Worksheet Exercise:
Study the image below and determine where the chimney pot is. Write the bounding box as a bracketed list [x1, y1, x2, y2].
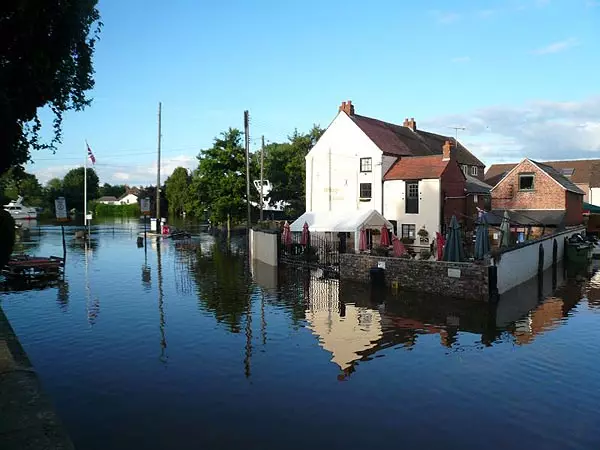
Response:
[403, 117, 417, 132]
[339, 100, 355, 116]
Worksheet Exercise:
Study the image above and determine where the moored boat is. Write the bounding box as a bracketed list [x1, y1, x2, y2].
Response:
[3, 196, 37, 220]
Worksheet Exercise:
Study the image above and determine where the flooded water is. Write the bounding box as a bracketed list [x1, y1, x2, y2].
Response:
[2, 220, 600, 450]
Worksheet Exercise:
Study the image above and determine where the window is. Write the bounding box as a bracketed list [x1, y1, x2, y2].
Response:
[360, 157, 372, 172]
[473, 194, 478, 203]
[461, 165, 468, 176]
[359, 183, 372, 201]
[561, 168, 574, 177]
[401, 224, 416, 239]
[470, 166, 478, 176]
[519, 174, 535, 191]
[406, 181, 419, 214]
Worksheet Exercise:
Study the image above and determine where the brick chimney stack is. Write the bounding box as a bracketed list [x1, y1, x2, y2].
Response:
[442, 140, 453, 161]
[403, 117, 417, 132]
[339, 100, 355, 116]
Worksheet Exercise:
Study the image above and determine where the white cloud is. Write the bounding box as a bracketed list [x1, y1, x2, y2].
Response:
[421, 96, 600, 165]
[451, 56, 471, 63]
[533, 37, 579, 55]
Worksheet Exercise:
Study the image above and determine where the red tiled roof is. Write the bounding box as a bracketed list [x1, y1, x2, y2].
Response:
[350, 114, 485, 167]
[384, 155, 449, 180]
[485, 159, 600, 186]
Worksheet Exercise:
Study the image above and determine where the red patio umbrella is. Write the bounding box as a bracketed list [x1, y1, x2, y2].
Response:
[435, 232, 445, 260]
[379, 226, 390, 247]
[359, 228, 367, 252]
[283, 221, 292, 247]
[392, 236, 407, 257]
[300, 222, 310, 246]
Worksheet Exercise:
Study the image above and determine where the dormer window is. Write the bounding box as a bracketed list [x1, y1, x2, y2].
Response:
[561, 168, 574, 177]
[461, 165, 468, 176]
[360, 157, 372, 172]
[470, 166, 478, 176]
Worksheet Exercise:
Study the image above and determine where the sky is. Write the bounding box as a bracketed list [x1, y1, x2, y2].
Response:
[28, 0, 600, 186]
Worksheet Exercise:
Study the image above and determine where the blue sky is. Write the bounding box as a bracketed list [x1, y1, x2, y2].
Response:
[29, 0, 600, 185]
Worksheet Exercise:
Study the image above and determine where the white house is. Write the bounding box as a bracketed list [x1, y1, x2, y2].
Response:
[117, 190, 139, 205]
[305, 100, 485, 235]
[97, 196, 118, 205]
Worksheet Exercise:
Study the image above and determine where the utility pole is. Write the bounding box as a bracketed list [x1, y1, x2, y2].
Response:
[244, 110, 251, 227]
[260, 135, 264, 221]
[156, 102, 162, 224]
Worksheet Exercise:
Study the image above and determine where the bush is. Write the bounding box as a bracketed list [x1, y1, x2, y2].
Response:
[0, 210, 15, 269]
[92, 201, 140, 217]
[419, 250, 432, 260]
[372, 245, 389, 256]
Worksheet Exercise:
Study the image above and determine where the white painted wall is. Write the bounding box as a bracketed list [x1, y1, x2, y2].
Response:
[590, 187, 600, 206]
[383, 178, 441, 238]
[496, 227, 585, 294]
[249, 229, 278, 266]
[119, 194, 138, 205]
[306, 112, 391, 214]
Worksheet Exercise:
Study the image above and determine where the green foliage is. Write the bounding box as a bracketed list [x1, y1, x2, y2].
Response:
[99, 183, 127, 198]
[0, 169, 45, 207]
[92, 201, 140, 217]
[0, 1, 102, 175]
[62, 167, 99, 212]
[189, 129, 257, 224]
[165, 167, 191, 216]
[264, 125, 324, 217]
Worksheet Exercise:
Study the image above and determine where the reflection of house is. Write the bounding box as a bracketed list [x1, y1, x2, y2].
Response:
[97, 196, 118, 205]
[486, 159, 600, 204]
[513, 298, 563, 345]
[487, 159, 584, 236]
[305, 101, 486, 223]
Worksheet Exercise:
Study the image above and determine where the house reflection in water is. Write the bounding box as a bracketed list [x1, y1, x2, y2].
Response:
[303, 277, 497, 379]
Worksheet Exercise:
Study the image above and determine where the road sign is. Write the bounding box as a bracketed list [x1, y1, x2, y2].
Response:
[55, 197, 68, 221]
[141, 198, 151, 215]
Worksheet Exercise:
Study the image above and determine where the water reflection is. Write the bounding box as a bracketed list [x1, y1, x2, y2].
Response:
[85, 240, 100, 325]
[157, 240, 167, 364]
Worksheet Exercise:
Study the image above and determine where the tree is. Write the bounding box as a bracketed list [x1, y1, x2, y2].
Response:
[0, 169, 44, 206]
[0, 1, 102, 175]
[99, 183, 127, 198]
[165, 167, 191, 216]
[44, 177, 64, 213]
[189, 129, 257, 224]
[62, 167, 99, 212]
[265, 125, 324, 216]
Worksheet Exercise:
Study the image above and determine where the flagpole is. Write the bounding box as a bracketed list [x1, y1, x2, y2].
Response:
[84, 141, 88, 232]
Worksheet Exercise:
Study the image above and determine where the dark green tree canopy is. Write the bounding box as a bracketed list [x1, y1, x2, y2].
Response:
[165, 167, 191, 216]
[99, 183, 127, 199]
[62, 166, 99, 212]
[0, 0, 102, 175]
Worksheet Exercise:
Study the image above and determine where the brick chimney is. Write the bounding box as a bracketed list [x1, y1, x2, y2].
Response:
[339, 100, 355, 116]
[403, 117, 417, 132]
[442, 140, 453, 161]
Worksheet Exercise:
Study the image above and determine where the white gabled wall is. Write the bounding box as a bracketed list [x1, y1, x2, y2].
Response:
[383, 179, 441, 239]
[590, 187, 600, 206]
[306, 113, 387, 214]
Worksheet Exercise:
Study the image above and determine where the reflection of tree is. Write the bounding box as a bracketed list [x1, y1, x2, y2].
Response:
[193, 243, 252, 333]
[57, 281, 69, 311]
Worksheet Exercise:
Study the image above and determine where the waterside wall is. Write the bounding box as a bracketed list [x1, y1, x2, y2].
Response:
[339, 254, 490, 301]
[249, 229, 278, 266]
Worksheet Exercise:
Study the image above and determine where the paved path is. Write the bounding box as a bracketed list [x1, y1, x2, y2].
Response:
[0, 307, 74, 449]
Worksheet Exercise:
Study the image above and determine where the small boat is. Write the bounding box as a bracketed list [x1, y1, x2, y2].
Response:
[2, 255, 64, 280]
[565, 234, 593, 265]
[3, 196, 37, 220]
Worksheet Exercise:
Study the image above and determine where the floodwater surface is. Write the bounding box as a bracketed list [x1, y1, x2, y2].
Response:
[2, 220, 600, 450]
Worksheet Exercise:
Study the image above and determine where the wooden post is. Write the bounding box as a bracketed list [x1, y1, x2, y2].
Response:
[61, 224, 66, 265]
[227, 213, 231, 240]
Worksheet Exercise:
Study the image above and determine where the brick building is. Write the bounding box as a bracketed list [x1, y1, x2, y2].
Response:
[487, 159, 584, 238]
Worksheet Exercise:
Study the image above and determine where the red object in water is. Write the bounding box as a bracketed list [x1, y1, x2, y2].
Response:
[392, 236, 406, 257]
[380, 226, 390, 247]
[436, 232, 445, 260]
[359, 228, 367, 252]
[162, 225, 170, 235]
[300, 222, 310, 246]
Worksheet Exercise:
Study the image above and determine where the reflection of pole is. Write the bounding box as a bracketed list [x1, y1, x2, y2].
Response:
[156, 240, 167, 363]
[244, 301, 252, 378]
[260, 289, 266, 346]
[144, 215, 147, 255]
[61, 224, 66, 270]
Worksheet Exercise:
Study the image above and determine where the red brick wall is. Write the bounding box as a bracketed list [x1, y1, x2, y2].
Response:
[491, 160, 566, 210]
[441, 160, 466, 226]
[565, 191, 583, 225]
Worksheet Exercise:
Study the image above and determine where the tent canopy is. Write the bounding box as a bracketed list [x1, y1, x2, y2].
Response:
[584, 202, 600, 214]
[290, 209, 393, 233]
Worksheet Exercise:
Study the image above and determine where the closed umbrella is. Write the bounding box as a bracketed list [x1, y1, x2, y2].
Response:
[392, 236, 407, 257]
[300, 222, 310, 246]
[359, 228, 367, 252]
[442, 215, 464, 262]
[435, 232, 445, 260]
[474, 215, 490, 260]
[283, 221, 292, 247]
[500, 211, 511, 247]
[380, 226, 390, 247]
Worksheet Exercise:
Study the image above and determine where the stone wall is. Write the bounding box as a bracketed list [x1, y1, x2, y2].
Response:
[340, 254, 489, 301]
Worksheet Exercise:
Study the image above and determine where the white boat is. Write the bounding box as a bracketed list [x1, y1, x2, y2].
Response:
[3, 196, 37, 220]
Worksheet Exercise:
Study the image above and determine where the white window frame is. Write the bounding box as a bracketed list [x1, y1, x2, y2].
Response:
[470, 166, 478, 176]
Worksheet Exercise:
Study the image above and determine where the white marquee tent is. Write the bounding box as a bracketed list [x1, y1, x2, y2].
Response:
[290, 209, 393, 252]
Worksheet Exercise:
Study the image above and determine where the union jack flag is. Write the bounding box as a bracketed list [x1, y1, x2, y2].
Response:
[87, 143, 96, 164]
